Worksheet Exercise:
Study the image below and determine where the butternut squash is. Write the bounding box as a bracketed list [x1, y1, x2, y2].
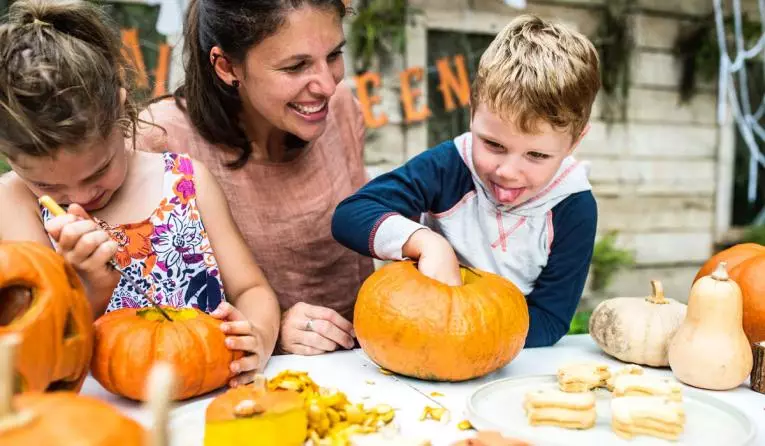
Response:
[668, 262, 753, 390]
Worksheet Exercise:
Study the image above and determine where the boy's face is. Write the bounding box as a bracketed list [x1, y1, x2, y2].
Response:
[470, 103, 587, 206]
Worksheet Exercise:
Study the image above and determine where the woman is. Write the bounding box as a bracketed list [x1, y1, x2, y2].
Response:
[137, 0, 374, 355]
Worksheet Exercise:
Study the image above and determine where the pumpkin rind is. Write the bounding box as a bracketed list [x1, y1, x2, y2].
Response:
[354, 261, 529, 381]
[204, 385, 306, 446]
[1, 392, 144, 445]
[91, 306, 241, 401]
[693, 243, 765, 283]
[589, 281, 686, 367]
[0, 242, 93, 393]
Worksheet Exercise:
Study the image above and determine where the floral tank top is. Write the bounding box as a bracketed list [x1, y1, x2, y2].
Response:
[41, 152, 226, 313]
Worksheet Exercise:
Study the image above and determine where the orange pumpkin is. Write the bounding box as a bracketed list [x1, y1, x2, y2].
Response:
[204, 379, 306, 446]
[91, 306, 241, 401]
[1, 391, 145, 445]
[0, 241, 93, 392]
[354, 261, 529, 381]
[694, 243, 765, 343]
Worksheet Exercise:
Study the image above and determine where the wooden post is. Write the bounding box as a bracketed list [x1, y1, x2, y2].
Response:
[751, 342, 765, 394]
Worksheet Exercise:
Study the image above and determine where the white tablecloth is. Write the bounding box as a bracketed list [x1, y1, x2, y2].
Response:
[80, 334, 765, 445]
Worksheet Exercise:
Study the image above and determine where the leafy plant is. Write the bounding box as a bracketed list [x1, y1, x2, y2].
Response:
[348, 0, 415, 74]
[590, 231, 636, 292]
[0, 157, 9, 175]
[592, 0, 635, 122]
[740, 224, 765, 245]
[568, 310, 592, 335]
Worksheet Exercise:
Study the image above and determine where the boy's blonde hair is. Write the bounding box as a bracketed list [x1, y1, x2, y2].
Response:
[471, 14, 600, 138]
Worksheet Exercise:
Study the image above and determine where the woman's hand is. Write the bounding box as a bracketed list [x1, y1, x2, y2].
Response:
[278, 302, 355, 355]
[212, 302, 268, 387]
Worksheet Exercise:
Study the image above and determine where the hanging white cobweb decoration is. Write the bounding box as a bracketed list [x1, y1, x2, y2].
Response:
[714, 0, 765, 217]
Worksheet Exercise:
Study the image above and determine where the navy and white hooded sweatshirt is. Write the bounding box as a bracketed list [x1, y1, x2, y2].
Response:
[332, 132, 598, 348]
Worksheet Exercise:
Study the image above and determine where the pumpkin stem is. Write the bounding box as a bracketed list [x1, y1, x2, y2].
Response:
[145, 362, 176, 446]
[0, 334, 34, 433]
[646, 280, 668, 304]
[0, 334, 18, 419]
[710, 262, 730, 281]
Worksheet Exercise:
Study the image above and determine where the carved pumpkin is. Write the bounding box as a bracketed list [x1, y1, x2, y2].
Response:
[91, 306, 241, 401]
[0, 241, 93, 393]
[204, 377, 306, 446]
[694, 243, 765, 343]
[354, 261, 529, 381]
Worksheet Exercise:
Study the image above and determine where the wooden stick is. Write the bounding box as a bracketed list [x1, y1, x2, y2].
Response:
[145, 362, 176, 446]
[38, 195, 173, 322]
[751, 342, 765, 394]
[0, 334, 20, 418]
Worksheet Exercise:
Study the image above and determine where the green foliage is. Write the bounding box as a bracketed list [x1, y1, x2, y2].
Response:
[740, 225, 765, 245]
[590, 231, 636, 293]
[568, 311, 592, 335]
[348, 0, 415, 74]
[592, 0, 635, 122]
[0, 157, 9, 175]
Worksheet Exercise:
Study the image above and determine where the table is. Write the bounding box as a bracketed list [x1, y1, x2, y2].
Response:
[80, 335, 765, 445]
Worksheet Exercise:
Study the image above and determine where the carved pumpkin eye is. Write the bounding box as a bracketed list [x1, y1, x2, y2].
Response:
[0, 286, 33, 326]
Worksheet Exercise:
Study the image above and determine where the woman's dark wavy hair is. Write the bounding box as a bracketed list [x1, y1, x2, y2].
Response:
[175, 0, 347, 168]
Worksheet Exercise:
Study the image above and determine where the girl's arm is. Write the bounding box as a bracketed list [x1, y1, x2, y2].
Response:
[192, 160, 281, 383]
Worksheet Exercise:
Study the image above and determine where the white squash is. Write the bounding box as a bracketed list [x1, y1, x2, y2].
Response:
[668, 262, 753, 390]
[588, 280, 687, 367]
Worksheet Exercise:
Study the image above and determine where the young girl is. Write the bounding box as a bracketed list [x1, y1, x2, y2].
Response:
[0, 0, 280, 387]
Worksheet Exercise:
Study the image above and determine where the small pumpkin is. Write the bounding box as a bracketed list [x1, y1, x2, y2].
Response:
[589, 280, 687, 367]
[0, 241, 93, 393]
[91, 306, 241, 401]
[694, 243, 765, 343]
[204, 376, 306, 446]
[354, 261, 529, 381]
[669, 262, 753, 390]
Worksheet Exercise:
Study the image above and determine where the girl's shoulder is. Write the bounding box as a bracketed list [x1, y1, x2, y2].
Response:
[0, 172, 51, 244]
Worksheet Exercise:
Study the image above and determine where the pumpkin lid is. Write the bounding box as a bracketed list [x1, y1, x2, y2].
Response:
[205, 386, 304, 422]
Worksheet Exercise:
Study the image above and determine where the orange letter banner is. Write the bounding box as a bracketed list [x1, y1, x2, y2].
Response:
[399, 66, 431, 123]
[436, 54, 470, 112]
[354, 72, 389, 129]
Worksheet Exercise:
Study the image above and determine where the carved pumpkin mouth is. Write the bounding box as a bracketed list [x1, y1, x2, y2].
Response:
[0, 285, 33, 326]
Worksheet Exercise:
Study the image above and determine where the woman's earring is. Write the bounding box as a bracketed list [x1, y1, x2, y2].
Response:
[232, 80, 240, 89]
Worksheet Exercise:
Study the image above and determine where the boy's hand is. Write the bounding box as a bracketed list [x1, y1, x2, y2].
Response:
[212, 302, 267, 387]
[403, 229, 463, 286]
[43, 203, 120, 290]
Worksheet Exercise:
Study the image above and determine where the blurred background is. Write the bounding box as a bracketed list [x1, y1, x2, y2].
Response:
[1, 0, 764, 333]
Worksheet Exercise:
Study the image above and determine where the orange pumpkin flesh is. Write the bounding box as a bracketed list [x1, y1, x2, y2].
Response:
[695, 243, 765, 343]
[354, 261, 529, 381]
[1, 392, 144, 445]
[0, 242, 93, 393]
[204, 386, 306, 446]
[91, 306, 241, 401]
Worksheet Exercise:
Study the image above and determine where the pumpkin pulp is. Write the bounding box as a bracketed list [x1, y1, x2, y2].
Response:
[135, 307, 203, 322]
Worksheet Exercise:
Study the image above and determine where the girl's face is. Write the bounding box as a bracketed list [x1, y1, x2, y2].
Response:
[9, 126, 129, 212]
[233, 5, 346, 142]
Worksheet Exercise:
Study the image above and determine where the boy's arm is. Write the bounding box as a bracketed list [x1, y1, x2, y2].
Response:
[524, 192, 598, 348]
[332, 140, 473, 260]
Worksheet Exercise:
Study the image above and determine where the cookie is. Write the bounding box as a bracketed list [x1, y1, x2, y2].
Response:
[605, 364, 644, 391]
[611, 396, 685, 441]
[557, 362, 611, 392]
[523, 388, 596, 430]
[612, 374, 683, 402]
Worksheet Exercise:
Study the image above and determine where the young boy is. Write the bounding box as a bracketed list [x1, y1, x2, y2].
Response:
[332, 14, 601, 348]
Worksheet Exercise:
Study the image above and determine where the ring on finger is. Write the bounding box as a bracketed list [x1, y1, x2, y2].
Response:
[305, 318, 314, 332]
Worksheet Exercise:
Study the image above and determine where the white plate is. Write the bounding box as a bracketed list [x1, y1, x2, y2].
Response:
[466, 375, 756, 446]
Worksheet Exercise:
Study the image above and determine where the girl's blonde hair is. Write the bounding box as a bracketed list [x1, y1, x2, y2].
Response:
[0, 0, 137, 159]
